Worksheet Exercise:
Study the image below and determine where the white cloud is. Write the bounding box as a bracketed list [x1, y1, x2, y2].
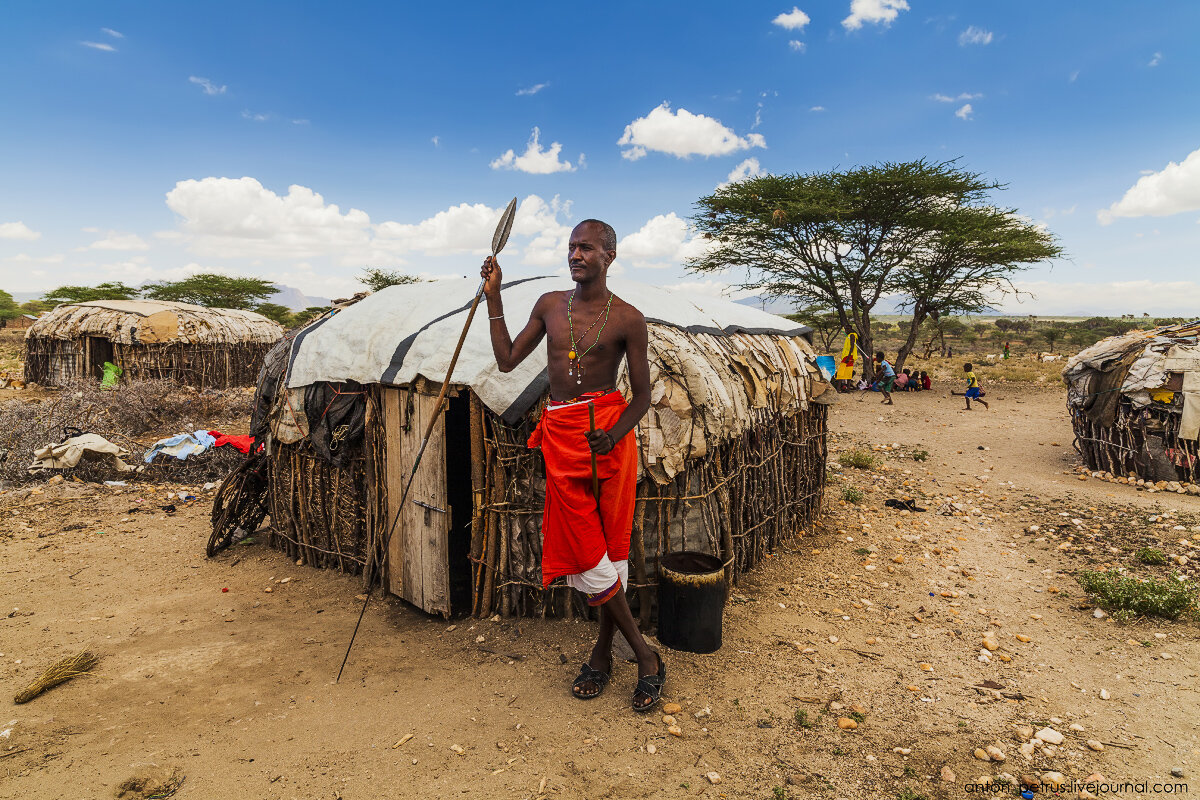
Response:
[431, 135, 440, 147]
[618, 103, 766, 160]
[618, 213, 713, 269]
[955, 103, 973, 120]
[932, 92, 982, 103]
[101, 27, 124, 38]
[1098, 146, 1200, 224]
[241, 110, 269, 122]
[772, 7, 811, 31]
[1069, 70, 1080, 83]
[189, 76, 226, 95]
[958, 26, 993, 45]
[788, 40, 806, 52]
[721, 158, 765, 188]
[166, 177, 374, 261]
[842, 0, 910, 31]
[1001, 280, 1200, 316]
[1148, 52, 1162, 67]
[81, 41, 116, 52]
[810, 105, 826, 112]
[292, 118, 310, 126]
[87, 232, 150, 251]
[0, 222, 40, 241]
[8, 252, 63, 264]
[516, 82, 549, 96]
[490, 128, 577, 174]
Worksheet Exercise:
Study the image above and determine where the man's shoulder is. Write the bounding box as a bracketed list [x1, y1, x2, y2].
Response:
[610, 293, 645, 321]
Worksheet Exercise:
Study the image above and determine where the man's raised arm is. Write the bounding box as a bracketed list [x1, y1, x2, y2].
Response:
[481, 256, 547, 373]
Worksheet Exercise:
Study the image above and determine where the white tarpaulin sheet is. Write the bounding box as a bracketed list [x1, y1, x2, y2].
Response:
[286, 276, 810, 423]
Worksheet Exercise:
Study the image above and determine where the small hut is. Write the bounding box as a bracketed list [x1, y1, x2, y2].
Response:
[1063, 320, 1200, 487]
[213, 277, 833, 619]
[24, 300, 284, 388]
[1, 314, 38, 331]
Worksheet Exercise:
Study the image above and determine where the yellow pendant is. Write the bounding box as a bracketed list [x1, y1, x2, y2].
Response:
[568, 350, 576, 360]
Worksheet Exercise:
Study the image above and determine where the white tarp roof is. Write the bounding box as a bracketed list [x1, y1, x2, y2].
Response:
[286, 276, 810, 422]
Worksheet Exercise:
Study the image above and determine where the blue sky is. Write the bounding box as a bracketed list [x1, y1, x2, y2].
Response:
[2, 1, 1198, 314]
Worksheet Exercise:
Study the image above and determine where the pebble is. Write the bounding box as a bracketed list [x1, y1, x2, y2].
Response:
[1099, 688, 1111, 700]
[662, 702, 682, 714]
[940, 766, 956, 783]
[1018, 741, 1036, 757]
[1015, 726, 1034, 741]
[892, 747, 912, 755]
[836, 717, 858, 730]
[646, 744, 656, 754]
[919, 662, 934, 671]
[1035, 727, 1064, 745]
[450, 744, 465, 755]
[705, 772, 721, 785]
[1093, 608, 1107, 619]
[667, 725, 683, 737]
[1014, 634, 1031, 643]
[1068, 723, 1085, 732]
[661, 715, 676, 726]
[986, 746, 1006, 762]
[1086, 740, 1104, 751]
[974, 748, 991, 762]
[982, 638, 999, 652]
[829, 635, 839, 643]
[1172, 768, 1185, 778]
[1041, 771, 1066, 789]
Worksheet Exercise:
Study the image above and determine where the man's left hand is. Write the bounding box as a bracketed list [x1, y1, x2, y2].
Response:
[586, 428, 615, 455]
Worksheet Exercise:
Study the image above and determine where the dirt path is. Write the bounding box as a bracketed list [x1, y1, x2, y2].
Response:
[1, 385, 1196, 799]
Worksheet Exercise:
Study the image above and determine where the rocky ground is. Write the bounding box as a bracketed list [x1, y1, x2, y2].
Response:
[1, 383, 1197, 800]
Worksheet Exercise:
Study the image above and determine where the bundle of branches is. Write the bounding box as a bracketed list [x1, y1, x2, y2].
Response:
[0, 379, 254, 485]
[14, 650, 99, 703]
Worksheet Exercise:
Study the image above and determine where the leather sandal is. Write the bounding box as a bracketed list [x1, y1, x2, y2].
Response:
[571, 662, 610, 700]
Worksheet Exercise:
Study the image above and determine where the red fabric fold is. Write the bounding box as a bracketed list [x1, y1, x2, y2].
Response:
[527, 390, 638, 587]
[208, 431, 256, 454]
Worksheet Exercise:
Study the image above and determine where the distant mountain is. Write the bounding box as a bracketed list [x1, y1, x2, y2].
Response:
[270, 284, 330, 311]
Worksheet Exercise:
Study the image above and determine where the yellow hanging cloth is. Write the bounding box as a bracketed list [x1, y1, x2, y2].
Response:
[835, 332, 857, 381]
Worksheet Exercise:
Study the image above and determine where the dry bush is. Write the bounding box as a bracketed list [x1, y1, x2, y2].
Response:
[0, 379, 254, 486]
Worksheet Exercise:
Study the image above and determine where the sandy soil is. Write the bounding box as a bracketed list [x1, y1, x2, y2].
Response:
[1, 384, 1197, 800]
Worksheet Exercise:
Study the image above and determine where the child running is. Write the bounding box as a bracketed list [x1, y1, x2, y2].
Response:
[873, 351, 895, 405]
[960, 362, 989, 410]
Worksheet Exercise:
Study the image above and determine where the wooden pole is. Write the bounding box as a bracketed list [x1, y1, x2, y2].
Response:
[587, 401, 600, 501]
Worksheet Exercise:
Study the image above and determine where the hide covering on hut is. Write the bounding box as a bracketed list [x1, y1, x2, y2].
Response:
[24, 300, 284, 388]
[1063, 319, 1200, 488]
[214, 277, 833, 619]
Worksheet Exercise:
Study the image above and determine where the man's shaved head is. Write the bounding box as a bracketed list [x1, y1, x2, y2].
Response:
[576, 219, 617, 253]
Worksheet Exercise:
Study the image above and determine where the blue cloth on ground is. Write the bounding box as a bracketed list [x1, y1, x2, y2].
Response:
[815, 356, 836, 380]
[144, 430, 217, 463]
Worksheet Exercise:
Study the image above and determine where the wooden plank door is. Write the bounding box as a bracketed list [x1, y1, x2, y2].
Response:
[382, 386, 451, 616]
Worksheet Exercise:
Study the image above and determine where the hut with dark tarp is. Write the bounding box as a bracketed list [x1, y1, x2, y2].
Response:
[24, 300, 284, 388]
[1063, 319, 1200, 489]
[210, 277, 833, 619]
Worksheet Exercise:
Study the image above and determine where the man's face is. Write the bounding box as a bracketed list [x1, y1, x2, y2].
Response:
[567, 222, 614, 283]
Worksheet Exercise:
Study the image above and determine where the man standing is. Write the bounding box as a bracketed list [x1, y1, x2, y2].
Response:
[480, 219, 664, 712]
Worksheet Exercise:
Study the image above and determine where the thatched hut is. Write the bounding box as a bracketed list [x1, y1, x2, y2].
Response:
[213, 277, 833, 619]
[24, 300, 284, 388]
[1064, 320, 1200, 488]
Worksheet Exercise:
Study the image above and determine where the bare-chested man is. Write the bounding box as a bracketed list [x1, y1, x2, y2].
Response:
[480, 219, 663, 712]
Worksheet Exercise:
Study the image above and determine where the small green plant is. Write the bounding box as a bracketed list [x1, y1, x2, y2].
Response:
[831, 746, 847, 755]
[902, 765, 916, 778]
[1077, 569, 1198, 619]
[848, 711, 866, 723]
[838, 450, 877, 469]
[911, 449, 929, 462]
[853, 547, 872, 556]
[842, 485, 865, 504]
[772, 787, 789, 800]
[794, 709, 813, 729]
[1136, 547, 1168, 565]
[896, 789, 929, 800]
[680, 783, 690, 790]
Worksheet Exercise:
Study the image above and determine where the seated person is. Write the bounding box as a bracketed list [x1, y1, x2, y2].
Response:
[920, 371, 932, 390]
[894, 370, 909, 391]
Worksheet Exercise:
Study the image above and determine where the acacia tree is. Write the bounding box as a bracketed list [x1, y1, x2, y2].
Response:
[888, 205, 1060, 369]
[787, 303, 844, 352]
[359, 267, 421, 292]
[688, 160, 1001, 379]
[142, 273, 276, 309]
[0, 290, 19, 322]
[43, 281, 141, 304]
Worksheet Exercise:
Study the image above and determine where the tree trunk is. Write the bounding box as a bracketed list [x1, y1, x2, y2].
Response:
[894, 308, 927, 372]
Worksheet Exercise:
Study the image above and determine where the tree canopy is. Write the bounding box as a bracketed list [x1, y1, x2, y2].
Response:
[358, 267, 421, 293]
[43, 281, 141, 304]
[0, 290, 19, 321]
[687, 159, 1061, 374]
[142, 273, 277, 309]
[252, 303, 294, 326]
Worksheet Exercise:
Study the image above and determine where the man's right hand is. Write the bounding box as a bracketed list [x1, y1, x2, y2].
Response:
[481, 256, 502, 296]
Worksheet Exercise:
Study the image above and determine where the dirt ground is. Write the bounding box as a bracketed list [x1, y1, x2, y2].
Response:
[2, 383, 1197, 800]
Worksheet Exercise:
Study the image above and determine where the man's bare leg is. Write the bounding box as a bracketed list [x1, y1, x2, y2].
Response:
[599, 589, 660, 709]
[573, 604, 616, 698]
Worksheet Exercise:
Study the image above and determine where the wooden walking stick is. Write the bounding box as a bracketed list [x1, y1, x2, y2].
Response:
[336, 197, 518, 682]
[587, 400, 600, 500]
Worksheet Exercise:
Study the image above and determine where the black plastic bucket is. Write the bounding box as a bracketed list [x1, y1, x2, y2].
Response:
[656, 551, 726, 654]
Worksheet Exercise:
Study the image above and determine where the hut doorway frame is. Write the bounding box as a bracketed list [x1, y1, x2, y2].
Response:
[85, 336, 114, 381]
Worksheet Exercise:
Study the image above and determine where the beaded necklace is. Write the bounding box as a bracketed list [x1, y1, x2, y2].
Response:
[566, 289, 614, 385]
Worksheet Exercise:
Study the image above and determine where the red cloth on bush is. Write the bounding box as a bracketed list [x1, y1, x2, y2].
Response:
[208, 431, 256, 454]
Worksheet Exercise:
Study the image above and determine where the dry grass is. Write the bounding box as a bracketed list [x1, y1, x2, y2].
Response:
[13, 650, 99, 703]
[0, 379, 253, 485]
[0, 330, 23, 375]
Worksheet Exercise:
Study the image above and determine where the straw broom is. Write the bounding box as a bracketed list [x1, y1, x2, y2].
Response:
[13, 650, 99, 704]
